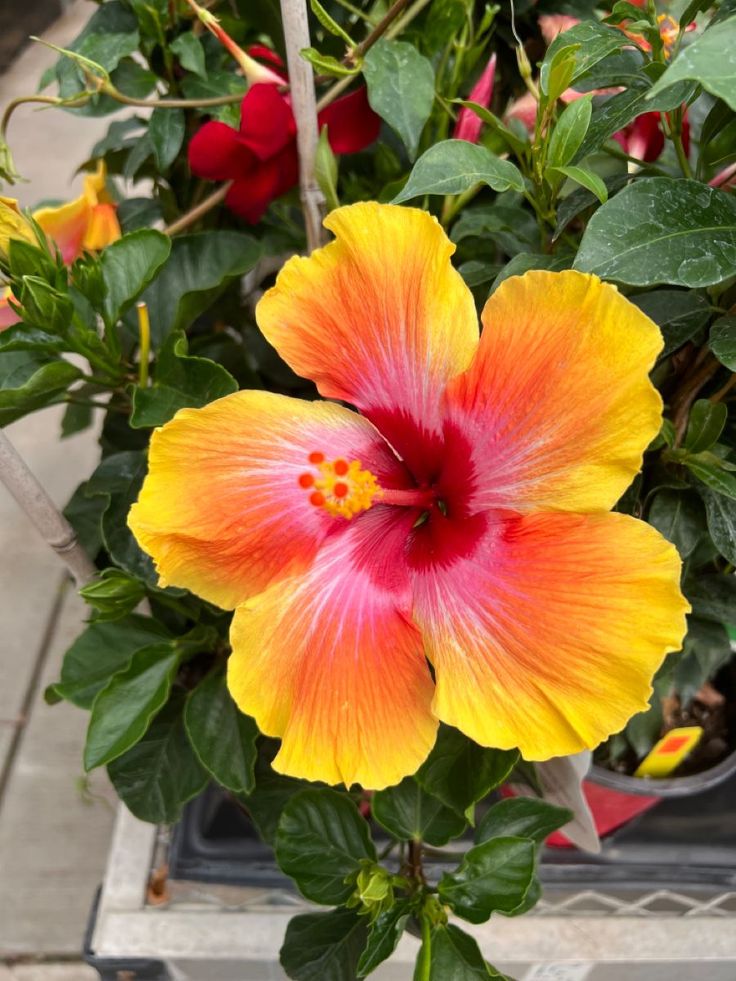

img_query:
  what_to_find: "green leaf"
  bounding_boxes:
[149,107,186,171]
[684,452,736,500]
[84,643,179,770]
[181,71,247,123]
[632,290,711,358]
[547,96,592,168]
[107,692,208,824]
[648,490,704,558]
[101,229,171,324]
[701,488,736,563]
[275,788,376,905]
[490,252,573,294]
[185,669,258,794]
[62,480,106,558]
[301,47,360,77]
[140,231,262,347]
[574,178,736,288]
[357,900,411,976]
[547,164,608,203]
[572,86,647,162]
[372,777,467,846]
[647,16,736,112]
[686,573,736,623]
[393,141,525,204]
[0,352,80,426]
[710,316,736,370]
[685,399,728,453]
[543,21,627,88]
[280,907,369,981]
[475,797,572,846]
[47,615,169,708]
[118,197,164,233]
[170,31,207,79]
[416,726,519,816]
[310,0,354,45]
[453,100,529,157]
[238,755,313,844]
[425,923,508,980]
[438,836,536,923]
[363,40,435,159]
[130,331,238,428]
[315,125,340,212]
[675,617,733,703]
[541,44,579,102]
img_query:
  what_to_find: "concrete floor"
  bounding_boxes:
[0,2,117,976]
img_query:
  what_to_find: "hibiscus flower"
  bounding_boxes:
[129,203,688,790]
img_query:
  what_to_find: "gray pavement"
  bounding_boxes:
[0,1,117,974]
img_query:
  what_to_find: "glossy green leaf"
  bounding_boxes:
[633,290,711,358]
[238,755,313,844]
[47,615,169,708]
[424,923,508,980]
[372,776,467,846]
[139,231,262,346]
[475,797,572,847]
[648,490,704,559]
[107,693,208,824]
[275,788,376,904]
[685,400,728,454]
[185,669,258,794]
[417,726,519,816]
[574,178,736,287]
[686,573,736,622]
[363,40,435,159]
[676,617,733,703]
[548,96,592,168]
[101,229,171,324]
[280,907,369,981]
[543,21,627,87]
[170,31,207,79]
[709,316,736,370]
[84,643,179,770]
[130,331,238,428]
[548,164,608,203]
[357,900,412,977]
[542,44,579,102]
[149,107,186,171]
[438,836,535,923]
[701,488,736,563]
[315,125,340,212]
[684,452,736,500]
[394,141,524,204]
[647,17,736,111]
[0,352,80,427]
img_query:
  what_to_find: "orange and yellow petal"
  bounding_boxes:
[128,390,407,610]
[228,507,437,789]
[444,270,663,514]
[0,286,21,330]
[0,196,37,258]
[83,203,121,251]
[256,202,478,470]
[411,510,688,761]
[34,195,91,264]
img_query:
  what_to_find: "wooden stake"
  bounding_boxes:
[279,0,325,253]
[0,429,96,586]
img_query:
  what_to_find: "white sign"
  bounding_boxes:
[523,964,593,981]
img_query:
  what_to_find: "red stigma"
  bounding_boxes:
[333,459,349,476]
[309,451,325,464]
[298,472,314,488]
[334,482,349,498]
[309,490,325,507]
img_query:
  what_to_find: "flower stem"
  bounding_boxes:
[163,181,232,235]
[137,302,151,388]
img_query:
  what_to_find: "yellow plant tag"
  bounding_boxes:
[634,726,703,779]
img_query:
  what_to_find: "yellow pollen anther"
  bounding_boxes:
[304,454,381,519]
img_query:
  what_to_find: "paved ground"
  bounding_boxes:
[0,2,117,975]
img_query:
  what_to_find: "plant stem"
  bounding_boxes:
[280,0,325,253]
[419,914,432,981]
[671,353,721,443]
[137,302,151,388]
[315,0,431,111]
[163,181,232,234]
[711,373,736,404]
[351,0,410,59]
[0,430,95,585]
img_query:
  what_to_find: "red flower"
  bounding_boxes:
[613,109,690,163]
[453,54,496,144]
[189,83,380,223]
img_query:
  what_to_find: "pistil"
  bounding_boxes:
[380,487,436,509]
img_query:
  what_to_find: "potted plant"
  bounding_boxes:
[1,0,736,978]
